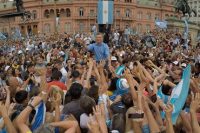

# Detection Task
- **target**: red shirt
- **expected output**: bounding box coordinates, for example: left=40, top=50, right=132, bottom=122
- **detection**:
left=48, top=81, right=67, bottom=90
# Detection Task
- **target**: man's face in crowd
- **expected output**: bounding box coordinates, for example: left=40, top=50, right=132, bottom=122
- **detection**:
left=96, top=34, right=103, bottom=44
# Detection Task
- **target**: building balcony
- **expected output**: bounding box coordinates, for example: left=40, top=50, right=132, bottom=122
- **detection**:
left=73, top=15, right=96, bottom=20
left=42, top=0, right=73, bottom=4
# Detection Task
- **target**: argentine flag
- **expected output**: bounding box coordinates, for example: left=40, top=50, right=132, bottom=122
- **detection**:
left=157, top=65, right=191, bottom=124
left=170, top=65, right=191, bottom=124
left=98, top=0, right=114, bottom=24
left=155, top=20, right=167, bottom=29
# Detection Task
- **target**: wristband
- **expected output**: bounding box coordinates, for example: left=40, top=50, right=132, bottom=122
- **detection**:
left=28, top=104, right=35, bottom=110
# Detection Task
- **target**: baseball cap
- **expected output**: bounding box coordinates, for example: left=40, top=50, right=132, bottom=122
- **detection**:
left=111, top=56, right=117, bottom=61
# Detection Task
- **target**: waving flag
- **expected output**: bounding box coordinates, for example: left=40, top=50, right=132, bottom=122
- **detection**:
left=157, top=65, right=191, bottom=124
left=170, top=65, right=191, bottom=124
left=155, top=20, right=167, bottom=29
left=31, top=101, right=46, bottom=131
left=98, top=0, right=113, bottom=24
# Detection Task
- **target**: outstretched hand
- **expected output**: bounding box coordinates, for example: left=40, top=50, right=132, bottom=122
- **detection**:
left=190, top=93, right=200, bottom=112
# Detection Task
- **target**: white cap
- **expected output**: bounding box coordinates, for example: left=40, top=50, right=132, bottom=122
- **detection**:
left=173, top=61, right=179, bottom=65
left=5, top=66, right=10, bottom=71
left=18, top=50, right=23, bottom=54
left=111, top=56, right=117, bottom=61
left=181, top=63, right=187, bottom=68
left=26, top=48, right=29, bottom=51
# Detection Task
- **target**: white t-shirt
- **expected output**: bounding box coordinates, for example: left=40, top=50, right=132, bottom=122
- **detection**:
left=113, top=32, right=120, bottom=41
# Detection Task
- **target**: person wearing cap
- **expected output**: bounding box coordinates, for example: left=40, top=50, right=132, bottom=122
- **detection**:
left=111, top=56, right=119, bottom=69
left=87, top=33, right=110, bottom=62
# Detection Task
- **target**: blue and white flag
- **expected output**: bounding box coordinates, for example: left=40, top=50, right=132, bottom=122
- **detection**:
left=155, top=20, right=167, bottom=29
left=170, top=65, right=191, bottom=124
left=31, top=101, right=46, bottom=131
left=98, top=0, right=113, bottom=24
left=157, top=65, right=191, bottom=124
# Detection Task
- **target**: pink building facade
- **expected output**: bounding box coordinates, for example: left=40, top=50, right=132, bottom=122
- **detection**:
left=0, top=0, right=178, bottom=35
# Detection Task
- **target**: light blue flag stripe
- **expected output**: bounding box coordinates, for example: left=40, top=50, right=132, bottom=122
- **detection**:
left=170, top=65, right=191, bottom=124
left=108, top=1, right=113, bottom=24
left=98, top=1, right=113, bottom=24
left=98, top=1, right=103, bottom=24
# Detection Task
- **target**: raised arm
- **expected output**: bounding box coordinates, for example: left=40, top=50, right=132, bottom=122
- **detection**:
left=84, top=58, right=93, bottom=89
left=16, top=96, right=42, bottom=133
left=165, top=104, right=175, bottom=133
left=190, top=93, right=200, bottom=133
left=0, top=102, right=17, bottom=133
left=124, top=69, right=138, bottom=102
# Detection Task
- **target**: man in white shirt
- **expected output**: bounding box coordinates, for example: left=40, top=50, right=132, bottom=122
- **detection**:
left=54, top=60, right=68, bottom=83
left=113, top=30, right=120, bottom=46
left=124, top=26, right=130, bottom=44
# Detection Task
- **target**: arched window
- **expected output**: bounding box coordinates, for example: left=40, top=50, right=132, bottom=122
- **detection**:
left=126, top=9, right=130, bottom=17
left=66, top=8, right=71, bottom=17
left=49, top=9, right=55, bottom=18
left=44, top=9, right=49, bottom=18
left=79, top=7, right=84, bottom=16
left=32, top=10, right=37, bottom=19
left=56, top=9, right=60, bottom=17
left=60, top=9, right=65, bottom=17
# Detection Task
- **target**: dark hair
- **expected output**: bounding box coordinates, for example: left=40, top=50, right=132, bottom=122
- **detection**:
left=111, top=113, right=125, bottom=133
left=87, top=85, right=99, bottom=104
left=108, top=77, right=119, bottom=91
left=162, top=84, right=172, bottom=96
left=121, top=93, right=134, bottom=108
left=68, top=83, right=83, bottom=99
left=80, top=96, right=96, bottom=115
left=51, top=70, right=62, bottom=81
left=27, top=63, right=34, bottom=69
left=71, top=70, right=80, bottom=78
left=15, top=90, right=28, bottom=104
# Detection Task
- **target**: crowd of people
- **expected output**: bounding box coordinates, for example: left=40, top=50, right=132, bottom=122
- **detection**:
left=0, top=29, right=200, bottom=133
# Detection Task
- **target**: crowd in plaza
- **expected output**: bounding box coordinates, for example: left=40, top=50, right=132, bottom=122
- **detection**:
left=0, top=28, right=200, bottom=133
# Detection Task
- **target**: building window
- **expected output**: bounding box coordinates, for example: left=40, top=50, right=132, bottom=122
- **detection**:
left=66, top=8, right=71, bottom=17
left=125, top=0, right=132, bottom=3
left=137, top=24, right=142, bottom=33
left=79, top=22, right=84, bottom=32
left=165, top=14, right=169, bottom=19
left=126, top=9, right=130, bottom=17
left=65, top=23, right=71, bottom=32
left=32, top=10, right=37, bottom=19
left=116, top=10, right=120, bottom=17
left=90, top=9, right=95, bottom=16
left=146, top=12, right=151, bottom=20
left=44, top=23, right=50, bottom=33
left=137, top=11, right=142, bottom=20
left=146, top=24, right=150, bottom=32
left=155, top=14, right=159, bottom=20
left=79, top=7, right=84, bottom=16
